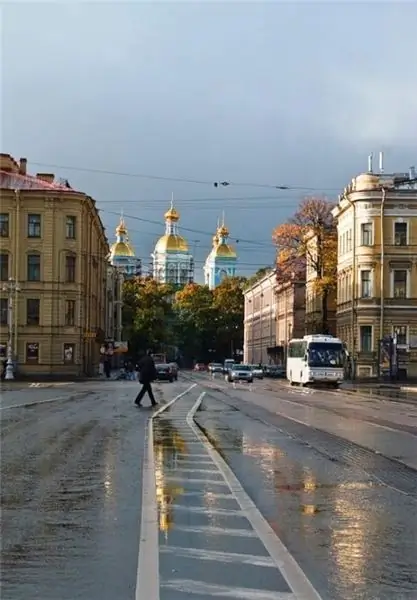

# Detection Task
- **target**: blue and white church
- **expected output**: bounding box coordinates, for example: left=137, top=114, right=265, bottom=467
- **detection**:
left=152, top=197, right=194, bottom=286
left=109, top=215, right=141, bottom=277
left=204, top=217, right=237, bottom=289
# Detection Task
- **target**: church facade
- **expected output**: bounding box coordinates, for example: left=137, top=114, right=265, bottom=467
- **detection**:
left=151, top=200, right=194, bottom=286
left=109, top=216, right=141, bottom=277
left=204, top=219, right=237, bottom=290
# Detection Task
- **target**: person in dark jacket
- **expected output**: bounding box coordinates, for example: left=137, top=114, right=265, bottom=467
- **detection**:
left=135, top=349, right=158, bottom=407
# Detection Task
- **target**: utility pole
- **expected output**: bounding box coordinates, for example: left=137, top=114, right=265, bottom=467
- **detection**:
left=2, top=278, right=21, bottom=380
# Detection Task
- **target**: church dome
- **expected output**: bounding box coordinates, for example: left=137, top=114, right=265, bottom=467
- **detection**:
left=110, top=240, right=135, bottom=257
left=164, top=207, right=180, bottom=222
left=213, top=242, right=236, bottom=258
left=155, top=234, right=189, bottom=253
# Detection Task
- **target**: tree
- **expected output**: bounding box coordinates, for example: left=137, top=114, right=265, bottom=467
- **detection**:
left=272, top=197, right=337, bottom=333
left=212, top=277, right=245, bottom=358
left=173, top=283, right=217, bottom=363
left=244, top=267, right=271, bottom=290
left=123, top=277, right=175, bottom=355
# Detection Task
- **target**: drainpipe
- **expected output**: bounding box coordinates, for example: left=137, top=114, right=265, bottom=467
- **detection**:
left=345, top=196, right=356, bottom=379
left=379, top=187, right=386, bottom=377
left=13, top=190, right=20, bottom=360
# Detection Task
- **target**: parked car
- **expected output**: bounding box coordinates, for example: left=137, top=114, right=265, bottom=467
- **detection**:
left=226, top=364, right=253, bottom=384
left=251, top=365, right=264, bottom=379
left=194, top=363, right=207, bottom=372
left=155, top=363, right=174, bottom=382
left=264, top=365, right=286, bottom=378
left=168, top=362, right=179, bottom=381
left=208, top=362, right=223, bottom=373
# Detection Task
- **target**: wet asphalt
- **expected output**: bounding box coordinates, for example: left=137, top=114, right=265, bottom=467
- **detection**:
left=1, top=374, right=417, bottom=600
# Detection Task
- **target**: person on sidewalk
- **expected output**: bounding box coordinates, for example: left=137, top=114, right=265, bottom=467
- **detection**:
left=135, top=349, right=158, bottom=407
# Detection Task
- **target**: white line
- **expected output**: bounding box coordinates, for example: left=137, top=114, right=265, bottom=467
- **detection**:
left=135, top=382, right=197, bottom=600
left=171, top=524, right=258, bottom=537
left=0, top=394, right=75, bottom=411
left=160, top=545, right=275, bottom=567
left=187, top=393, right=323, bottom=600
left=169, top=504, right=243, bottom=516
left=161, top=579, right=295, bottom=599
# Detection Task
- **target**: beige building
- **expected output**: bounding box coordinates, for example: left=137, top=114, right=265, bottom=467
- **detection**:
left=0, top=153, right=109, bottom=376
left=304, top=230, right=337, bottom=336
left=332, top=160, right=417, bottom=378
left=243, top=271, right=305, bottom=364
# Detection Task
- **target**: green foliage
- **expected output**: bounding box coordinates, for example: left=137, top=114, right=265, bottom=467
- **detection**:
left=122, top=276, right=246, bottom=363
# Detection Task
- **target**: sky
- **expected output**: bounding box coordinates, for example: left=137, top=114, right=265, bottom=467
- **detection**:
left=2, top=1, right=416, bottom=280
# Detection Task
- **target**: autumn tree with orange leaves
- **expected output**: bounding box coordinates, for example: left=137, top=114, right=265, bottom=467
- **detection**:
left=272, top=197, right=337, bottom=334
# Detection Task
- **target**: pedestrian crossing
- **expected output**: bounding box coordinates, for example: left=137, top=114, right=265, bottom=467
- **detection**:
left=146, top=391, right=322, bottom=600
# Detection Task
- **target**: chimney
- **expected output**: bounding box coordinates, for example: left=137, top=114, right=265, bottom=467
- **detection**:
left=36, top=173, right=55, bottom=183
left=19, top=157, right=27, bottom=175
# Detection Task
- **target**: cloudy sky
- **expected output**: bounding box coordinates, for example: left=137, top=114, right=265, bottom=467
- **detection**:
left=2, top=2, right=416, bottom=280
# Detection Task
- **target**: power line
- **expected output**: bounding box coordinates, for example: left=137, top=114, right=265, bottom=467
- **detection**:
left=101, top=208, right=276, bottom=249
left=29, top=160, right=340, bottom=192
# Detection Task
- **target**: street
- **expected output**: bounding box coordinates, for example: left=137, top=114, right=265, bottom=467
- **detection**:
left=1, top=375, right=417, bottom=599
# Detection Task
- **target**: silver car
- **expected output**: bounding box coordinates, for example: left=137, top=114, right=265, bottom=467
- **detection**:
left=226, top=364, right=253, bottom=383
left=251, top=365, right=264, bottom=379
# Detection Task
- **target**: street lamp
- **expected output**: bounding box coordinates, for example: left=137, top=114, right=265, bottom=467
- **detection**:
left=2, top=278, right=21, bottom=380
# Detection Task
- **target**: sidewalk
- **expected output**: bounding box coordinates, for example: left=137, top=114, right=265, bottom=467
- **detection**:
left=342, top=381, right=417, bottom=394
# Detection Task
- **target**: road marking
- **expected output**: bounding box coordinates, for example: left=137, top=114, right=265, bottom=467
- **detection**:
left=160, top=545, right=275, bottom=567
left=165, top=475, right=229, bottom=485
left=0, top=394, right=74, bottom=411
left=171, top=524, right=258, bottom=537
left=187, top=394, right=323, bottom=600
left=161, top=579, right=295, bottom=599
left=168, top=504, right=244, bottom=516
left=173, top=467, right=223, bottom=475
left=135, top=382, right=197, bottom=600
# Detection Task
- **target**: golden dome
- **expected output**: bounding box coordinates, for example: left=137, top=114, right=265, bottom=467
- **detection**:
left=155, top=234, right=188, bottom=253
left=213, top=242, right=236, bottom=258
left=110, top=241, right=135, bottom=257
left=218, top=224, right=229, bottom=237
left=164, top=207, right=180, bottom=222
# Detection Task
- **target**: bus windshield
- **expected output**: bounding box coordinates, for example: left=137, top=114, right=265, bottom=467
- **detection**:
left=308, top=342, right=344, bottom=368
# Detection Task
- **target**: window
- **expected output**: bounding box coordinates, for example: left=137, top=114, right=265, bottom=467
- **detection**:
left=361, top=223, right=373, bottom=246
left=0, top=298, right=8, bottom=325
left=27, top=254, right=41, bottom=281
left=63, top=343, right=75, bottom=363
left=65, top=299, right=76, bottom=326
left=26, top=342, right=39, bottom=363
left=394, top=222, right=408, bottom=246
left=360, top=326, right=373, bottom=352
left=27, top=299, right=40, bottom=325
left=394, top=326, right=408, bottom=346
left=393, top=269, right=407, bottom=298
left=0, top=253, right=9, bottom=281
left=66, top=216, right=77, bottom=239
left=360, top=270, right=372, bottom=298
left=28, top=214, right=41, bottom=238
left=65, top=255, right=76, bottom=282
left=0, top=213, right=9, bottom=237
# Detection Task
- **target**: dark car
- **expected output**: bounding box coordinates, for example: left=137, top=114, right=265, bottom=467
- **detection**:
left=168, top=362, right=179, bottom=381
left=155, top=363, right=174, bottom=382
left=265, top=365, right=286, bottom=378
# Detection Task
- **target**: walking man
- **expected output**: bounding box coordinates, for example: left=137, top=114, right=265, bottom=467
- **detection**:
left=135, top=349, right=158, bottom=407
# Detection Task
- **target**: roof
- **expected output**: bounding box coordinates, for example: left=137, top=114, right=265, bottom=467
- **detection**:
left=0, top=169, right=78, bottom=192
left=155, top=234, right=189, bottom=253
left=212, top=242, right=237, bottom=258
left=110, top=241, right=135, bottom=257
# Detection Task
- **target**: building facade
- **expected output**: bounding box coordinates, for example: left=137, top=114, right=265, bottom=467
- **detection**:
left=152, top=201, right=194, bottom=286
left=332, top=165, right=417, bottom=378
left=243, top=271, right=306, bottom=365
left=0, top=153, right=109, bottom=376
left=109, top=215, right=141, bottom=278
left=204, top=220, right=237, bottom=289
left=304, top=231, right=337, bottom=336
left=243, top=271, right=277, bottom=364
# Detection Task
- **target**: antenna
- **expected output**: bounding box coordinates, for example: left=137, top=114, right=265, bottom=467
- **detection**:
left=379, top=151, right=384, bottom=173
left=368, top=152, right=373, bottom=173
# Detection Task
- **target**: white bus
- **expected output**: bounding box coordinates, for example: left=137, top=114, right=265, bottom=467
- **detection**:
left=287, top=334, right=345, bottom=387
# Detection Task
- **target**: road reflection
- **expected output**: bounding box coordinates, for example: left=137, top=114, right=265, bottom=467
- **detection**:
left=153, top=419, right=186, bottom=537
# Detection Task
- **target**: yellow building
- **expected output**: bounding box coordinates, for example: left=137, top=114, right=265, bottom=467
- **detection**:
left=304, top=230, right=337, bottom=336
left=0, top=153, right=109, bottom=376
left=332, top=162, right=417, bottom=378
